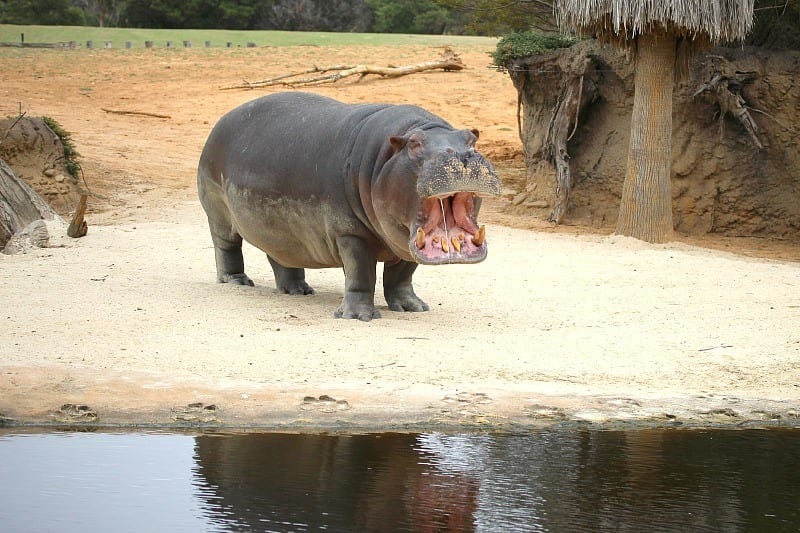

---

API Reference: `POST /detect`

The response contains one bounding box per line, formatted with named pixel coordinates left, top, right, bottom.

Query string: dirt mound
left=509, top=41, right=800, bottom=240
left=0, top=116, right=82, bottom=215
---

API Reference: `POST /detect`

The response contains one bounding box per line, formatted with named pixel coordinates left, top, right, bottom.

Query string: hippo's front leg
left=334, top=236, right=381, bottom=321
left=384, top=260, right=429, bottom=312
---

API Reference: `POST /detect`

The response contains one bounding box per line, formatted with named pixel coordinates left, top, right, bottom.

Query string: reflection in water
left=0, top=429, right=798, bottom=531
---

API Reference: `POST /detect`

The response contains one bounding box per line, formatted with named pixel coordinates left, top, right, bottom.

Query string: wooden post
left=86, top=40, right=93, bottom=49
left=166, top=41, right=173, bottom=48
left=104, top=41, right=112, bottom=49
left=67, top=194, right=88, bottom=238
left=183, top=40, right=191, bottom=48
left=205, top=40, right=211, bottom=48
left=246, top=42, right=256, bottom=48
left=145, top=40, right=153, bottom=49
left=125, top=41, right=132, bottom=49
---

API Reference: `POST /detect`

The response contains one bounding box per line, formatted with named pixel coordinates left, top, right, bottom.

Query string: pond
left=0, top=428, right=798, bottom=532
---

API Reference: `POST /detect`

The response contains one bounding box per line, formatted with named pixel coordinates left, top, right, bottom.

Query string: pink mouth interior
left=412, top=192, right=485, bottom=263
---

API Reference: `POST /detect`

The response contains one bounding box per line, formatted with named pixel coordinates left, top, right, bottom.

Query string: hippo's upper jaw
left=410, top=152, right=500, bottom=265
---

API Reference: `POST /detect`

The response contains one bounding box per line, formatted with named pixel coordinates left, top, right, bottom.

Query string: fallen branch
left=221, top=47, right=465, bottom=90
left=101, top=108, right=171, bottom=119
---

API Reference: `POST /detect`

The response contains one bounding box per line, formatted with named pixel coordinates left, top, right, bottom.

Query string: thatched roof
left=554, top=0, right=754, bottom=43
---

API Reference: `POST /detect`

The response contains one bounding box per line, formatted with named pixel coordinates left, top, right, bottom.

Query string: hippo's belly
left=223, top=181, right=354, bottom=269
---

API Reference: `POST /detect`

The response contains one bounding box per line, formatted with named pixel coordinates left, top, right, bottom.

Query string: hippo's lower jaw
left=409, top=192, right=488, bottom=265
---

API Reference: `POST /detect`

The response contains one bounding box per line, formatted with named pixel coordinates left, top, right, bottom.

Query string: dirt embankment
left=0, top=44, right=798, bottom=430
left=510, top=41, right=800, bottom=240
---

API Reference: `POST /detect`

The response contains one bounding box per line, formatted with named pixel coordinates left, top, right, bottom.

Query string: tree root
left=693, top=61, right=763, bottom=149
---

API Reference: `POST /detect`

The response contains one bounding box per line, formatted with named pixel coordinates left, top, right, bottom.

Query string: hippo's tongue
left=421, top=193, right=478, bottom=235
left=411, top=193, right=487, bottom=265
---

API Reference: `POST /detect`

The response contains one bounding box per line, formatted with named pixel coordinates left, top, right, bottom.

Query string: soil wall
left=509, top=41, right=800, bottom=239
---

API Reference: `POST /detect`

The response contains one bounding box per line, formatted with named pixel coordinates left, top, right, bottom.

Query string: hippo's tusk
left=471, top=225, right=486, bottom=247
left=451, top=236, right=461, bottom=252
left=415, top=228, right=426, bottom=249
left=441, top=237, right=450, bottom=253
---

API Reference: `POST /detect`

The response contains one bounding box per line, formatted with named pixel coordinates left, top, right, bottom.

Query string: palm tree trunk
left=615, top=31, right=676, bottom=243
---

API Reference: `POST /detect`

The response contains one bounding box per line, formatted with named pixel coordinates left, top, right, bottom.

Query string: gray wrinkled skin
left=197, top=92, right=499, bottom=321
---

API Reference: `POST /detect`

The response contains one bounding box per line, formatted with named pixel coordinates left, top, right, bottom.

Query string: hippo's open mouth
left=410, top=192, right=487, bottom=265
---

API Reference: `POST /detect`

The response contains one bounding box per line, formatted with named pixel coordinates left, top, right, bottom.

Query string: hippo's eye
left=446, top=148, right=455, bottom=154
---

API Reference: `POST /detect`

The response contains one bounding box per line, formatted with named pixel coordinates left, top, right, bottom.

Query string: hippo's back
left=199, top=92, right=392, bottom=193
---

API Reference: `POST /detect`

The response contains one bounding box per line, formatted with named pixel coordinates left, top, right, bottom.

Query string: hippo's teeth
left=472, top=225, right=486, bottom=247
left=415, top=228, right=426, bottom=249
left=451, top=236, right=461, bottom=252
left=441, top=237, right=450, bottom=253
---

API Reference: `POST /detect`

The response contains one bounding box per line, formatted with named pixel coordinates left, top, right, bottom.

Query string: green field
left=0, top=24, right=498, bottom=49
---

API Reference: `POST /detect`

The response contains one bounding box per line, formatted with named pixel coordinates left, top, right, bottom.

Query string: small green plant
left=491, top=31, right=576, bottom=69
left=42, top=116, right=80, bottom=179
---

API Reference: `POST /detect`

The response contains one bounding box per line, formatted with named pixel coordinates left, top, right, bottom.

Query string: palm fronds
left=554, top=0, right=754, bottom=43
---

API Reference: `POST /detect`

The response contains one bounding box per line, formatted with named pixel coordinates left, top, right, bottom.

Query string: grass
left=0, top=24, right=498, bottom=49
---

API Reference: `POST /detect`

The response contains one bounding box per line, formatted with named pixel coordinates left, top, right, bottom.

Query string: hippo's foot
left=334, top=300, right=381, bottom=322
left=277, top=280, right=315, bottom=295
left=386, top=288, right=429, bottom=313
left=219, top=273, right=254, bottom=286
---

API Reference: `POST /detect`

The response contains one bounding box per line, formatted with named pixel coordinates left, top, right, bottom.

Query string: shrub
left=491, top=31, right=576, bottom=69
left=42, top=116, right=80, bottom=180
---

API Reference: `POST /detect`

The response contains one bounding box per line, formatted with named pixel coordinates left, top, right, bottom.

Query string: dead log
left=221, top=47, right=465, bottom=90
left=1, top=158, right=63, bottom=253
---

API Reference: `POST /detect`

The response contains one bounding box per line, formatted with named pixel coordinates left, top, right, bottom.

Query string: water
left=0, top=428, right=798, bottom=532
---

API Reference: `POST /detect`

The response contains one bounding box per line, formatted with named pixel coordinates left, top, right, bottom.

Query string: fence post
left=86, top=40, right=93, bottom=49
left=104, top=41, right=112, bottom=49
left=183, top=40, right=191, bottom=48
left=205, top=41, right=211, bottom=48
left=145, top=41, right=153, bottom=49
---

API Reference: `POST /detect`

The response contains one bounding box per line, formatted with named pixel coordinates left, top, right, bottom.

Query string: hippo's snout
left=416, top=152, right=501, bottom=199
left=410, top=153, right=500, bottom=265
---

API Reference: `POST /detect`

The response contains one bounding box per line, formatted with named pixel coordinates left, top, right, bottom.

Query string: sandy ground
left=1, top=44, right=799, bottom=430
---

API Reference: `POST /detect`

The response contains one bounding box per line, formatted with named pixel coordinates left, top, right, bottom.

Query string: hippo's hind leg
left=201, top=193, right=254, bottom=286
left=267, top=256, right=315, bottom=295
left=383, top=260, right=429, bottom=312
left=210, top=230, right=254, bottom=286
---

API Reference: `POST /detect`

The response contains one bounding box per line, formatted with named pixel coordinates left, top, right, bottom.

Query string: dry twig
left=101, top=108, right=171, bottom=119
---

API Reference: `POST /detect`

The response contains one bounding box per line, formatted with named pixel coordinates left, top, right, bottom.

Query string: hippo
left=197, top=92, right=500, bottom=321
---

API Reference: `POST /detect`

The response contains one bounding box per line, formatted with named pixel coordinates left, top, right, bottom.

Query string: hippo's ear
left=470, top=128, right=480, bottom=141
left=390, top=133, right=425, bottom=159
left=389, top=135, right=406, bottom=153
